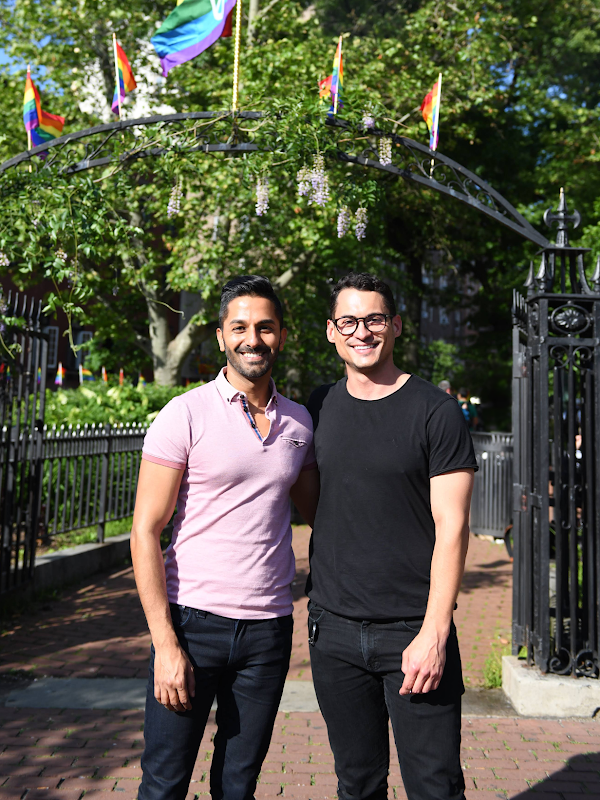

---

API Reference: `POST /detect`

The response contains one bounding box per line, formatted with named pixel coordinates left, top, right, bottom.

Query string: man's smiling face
left=217, top=295, right=287, bottom=382
left=326, top=288, right=402, bottom=374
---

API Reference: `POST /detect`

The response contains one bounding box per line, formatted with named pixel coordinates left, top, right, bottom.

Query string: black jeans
left=308, top=601, right=465, bottom=800
left=139, top=605, right=293, bottom=800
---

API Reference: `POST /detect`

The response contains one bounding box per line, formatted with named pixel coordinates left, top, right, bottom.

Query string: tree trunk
left=402, top=255, right=422, bottom=372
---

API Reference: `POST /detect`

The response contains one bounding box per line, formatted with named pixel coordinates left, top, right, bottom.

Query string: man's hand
left=154, top=641, right=196, bottom=712
left=399, top=625, right=447, bottom=695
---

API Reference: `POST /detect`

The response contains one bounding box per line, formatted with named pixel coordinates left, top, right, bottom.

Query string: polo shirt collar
left=215, top=367, right=279, bottom=410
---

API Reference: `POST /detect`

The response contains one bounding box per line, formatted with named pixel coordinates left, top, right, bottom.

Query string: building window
left=421, top=300, right=429, bottom=319
left=45, top=326, right=59, bottom=369
left=439, top=309, right=449, bottom=326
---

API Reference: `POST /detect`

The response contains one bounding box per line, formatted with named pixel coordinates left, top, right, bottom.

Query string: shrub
left=44, top=380, right=205, bottom=427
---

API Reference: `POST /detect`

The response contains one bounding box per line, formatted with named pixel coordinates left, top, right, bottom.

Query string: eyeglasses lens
left=337, top=315, right=387, bottom=334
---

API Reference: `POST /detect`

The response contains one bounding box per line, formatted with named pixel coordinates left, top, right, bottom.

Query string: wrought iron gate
left=0, top=292, right=48, bottom=596
left=512, top=190, right=600, bottom=676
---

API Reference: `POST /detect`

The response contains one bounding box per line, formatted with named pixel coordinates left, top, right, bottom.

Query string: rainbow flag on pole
left=151, top=0, right=237, bottom=78
left=55, top=362, right=65, bottom=387
left=319, top=37, right=343, bottom=116
left=79, top=365, right=95, bottom=384
left=23, top=70, right=41, bottom=132
left=23, top=69, right=65, bottom=153
left=112, top=41, right=137, bottom=116
left=420, top=73, right=442, bottom=151
left=330, top=36, right=343, bottom=116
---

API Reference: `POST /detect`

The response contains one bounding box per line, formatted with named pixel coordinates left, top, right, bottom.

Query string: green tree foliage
left=1, top=0, right=599, bottom=425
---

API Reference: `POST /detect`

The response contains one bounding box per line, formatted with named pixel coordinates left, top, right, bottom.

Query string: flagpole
left=429, top=71, right=442, bottom=178
left=232, top=0, right=243, bottom=112
left=113, top=33, right=122, bottom=120
left=333, top=34, right=342, bottom=116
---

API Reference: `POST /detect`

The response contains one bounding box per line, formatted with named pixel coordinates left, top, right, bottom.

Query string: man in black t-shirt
left=306, top=273, right=477, bottom=800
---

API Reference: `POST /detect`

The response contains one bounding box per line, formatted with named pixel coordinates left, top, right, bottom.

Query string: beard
left=224, top=342, right=280, bottom=380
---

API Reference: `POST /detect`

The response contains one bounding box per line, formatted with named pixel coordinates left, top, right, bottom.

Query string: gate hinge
left=513, top=484, right=527, bottom=512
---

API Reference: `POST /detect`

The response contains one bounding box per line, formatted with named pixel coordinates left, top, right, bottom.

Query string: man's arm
left=399, top=468, right=474, bottom=695
left=130, top=459, right=194, bottom=712
left=290, top=468, right=320, bottom=528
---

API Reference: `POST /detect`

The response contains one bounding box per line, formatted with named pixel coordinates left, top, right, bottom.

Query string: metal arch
left=0, top=110, right=550, bottom=248
left=326, top=119, right=550, bottom=248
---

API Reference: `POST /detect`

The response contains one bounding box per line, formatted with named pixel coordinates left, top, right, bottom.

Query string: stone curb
left=33, top=532, right=132, bottom=594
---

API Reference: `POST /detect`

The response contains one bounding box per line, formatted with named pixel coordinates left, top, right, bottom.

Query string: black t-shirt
left=306, top=375, right=478, bottom=620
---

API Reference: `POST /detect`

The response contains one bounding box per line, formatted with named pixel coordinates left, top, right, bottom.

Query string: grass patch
left=483, top=640, right=512, bottom=688
left=40, top=516, right=134, bottom=554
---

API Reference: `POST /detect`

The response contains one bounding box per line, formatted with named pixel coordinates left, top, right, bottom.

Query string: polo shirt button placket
left=240, top=396, right=263, bottom=443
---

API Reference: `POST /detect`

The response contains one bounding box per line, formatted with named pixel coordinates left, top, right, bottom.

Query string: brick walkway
left=2, top=529, right=598, bottom=800
left=1, top=709, right=600, bottom=799
left=1, top=530, right=511, bottom=687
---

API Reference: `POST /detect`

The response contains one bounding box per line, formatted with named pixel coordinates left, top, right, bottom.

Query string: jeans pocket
left=402, top=618, right=424, bottom=634
left=169, top=603, right=193, bottom=629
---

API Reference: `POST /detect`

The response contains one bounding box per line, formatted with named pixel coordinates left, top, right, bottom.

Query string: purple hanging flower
left=167, top=177, right=183, bottom=218
left=255, top=177, right=270, bottom=216
left=362, top=112, right=375, bottom=129
left=337, top=207, right=351, bottom=238
left=297, top=154, right=330, bottom=206
left=355, top=207, right=368, bottom=241
left=297, top=165, right=311, bottom=197
left=0, top=252, right=9, bottom=268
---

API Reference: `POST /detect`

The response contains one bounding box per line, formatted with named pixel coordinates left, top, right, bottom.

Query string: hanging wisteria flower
left=0, top=252, right=9, bottom=267
left=297, top=165, right=311, bottom=197
left=355, top=207, right=368, bottom=241
left=167, top=177, right=183, bottom=218
left=0, top=291, right=7, bottom=334
left=309, top=153, right=330, bottom=206
left=55, top=249, right=68, bottom=262
left=378, top=137, right=392, bottom=166
left=362, top=112, right=375, bottom=129
left=255, top=177, right=270, bottom=216
left=337, top=207, right=352, bottom=238
left=297, top=154, right=330, bottom=206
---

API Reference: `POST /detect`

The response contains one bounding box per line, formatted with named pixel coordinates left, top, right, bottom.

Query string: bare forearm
left=131, top=527, right=178, bottom=649
left=423, top=523, right=469, bottom=638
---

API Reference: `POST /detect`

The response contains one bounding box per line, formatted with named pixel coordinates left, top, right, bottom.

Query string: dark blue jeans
left=139, top=605, right=293, bottom=800
left=308, top=601, right=465, bottom=800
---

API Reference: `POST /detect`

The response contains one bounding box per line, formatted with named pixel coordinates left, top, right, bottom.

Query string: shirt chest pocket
left=281, top=437, right=308, bottom=449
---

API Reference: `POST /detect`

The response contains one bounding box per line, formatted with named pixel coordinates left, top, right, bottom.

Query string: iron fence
left=470, top=432, right=514, bottom=539
left=0, top=292, right=47, bottom=596
left=39, top=423, right=148, bottom=543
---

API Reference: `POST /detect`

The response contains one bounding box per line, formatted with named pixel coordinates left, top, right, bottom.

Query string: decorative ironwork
left=512, top=190, right=600, bottom=678
left=327, top=118, right=550, bottom=248
left=0, top=112, right=263, bottom=177
left=0, top=111, right=552, bottom=249
left=0, top=292, right=48, bottom=597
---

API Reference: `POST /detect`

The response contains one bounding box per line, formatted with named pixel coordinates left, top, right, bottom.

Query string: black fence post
left=96, top=423, right=112, bottom=544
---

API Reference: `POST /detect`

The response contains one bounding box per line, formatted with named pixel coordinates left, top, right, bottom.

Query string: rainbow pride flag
left=112, top=41, right=137, bottom=116
left=79, top=365, right=95, bottom=383
left=23, top=70, right=65, bottom=154
left=329, top=37, right=343, bottom=115
left=151, top=0, right=237, bottom=77
left=23, top=70, right=41, bottom=131
left=137, top=372, right=146, bottom=389
left=420, top=74, right=442, bottom=151
left=55, top=362, right=65, bottom=387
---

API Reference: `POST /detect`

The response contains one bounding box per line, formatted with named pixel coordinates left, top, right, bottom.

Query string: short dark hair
left=458, top=387, right=469, bottom=398
left=219, top=275, right=284, bottom=328
left=329, top=272, right=397, bottom=319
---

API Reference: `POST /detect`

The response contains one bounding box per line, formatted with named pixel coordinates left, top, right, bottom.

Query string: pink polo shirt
left=141, top=368, right=316, bottom=619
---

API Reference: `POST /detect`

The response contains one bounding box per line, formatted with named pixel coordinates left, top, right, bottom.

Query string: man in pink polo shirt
left=131, top=276, right=318, bottom=800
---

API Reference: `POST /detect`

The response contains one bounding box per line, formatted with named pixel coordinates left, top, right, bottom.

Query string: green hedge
left=44, top=380, right=206, bottom=427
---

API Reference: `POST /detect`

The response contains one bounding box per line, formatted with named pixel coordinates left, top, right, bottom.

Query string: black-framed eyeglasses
left=333, top=314, right=394, bottom=335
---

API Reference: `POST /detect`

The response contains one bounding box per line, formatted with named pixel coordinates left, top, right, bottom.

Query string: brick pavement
left=0, top=709, right=599, bottom=799
left=0, top=528, right=599, bottom=799
left=1, top=530, right=510, bottom=688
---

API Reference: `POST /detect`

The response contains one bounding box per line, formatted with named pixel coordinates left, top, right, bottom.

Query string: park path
left=2, top=529, right=598, bottom=800
left=0, top=529, right=511, bottom=687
